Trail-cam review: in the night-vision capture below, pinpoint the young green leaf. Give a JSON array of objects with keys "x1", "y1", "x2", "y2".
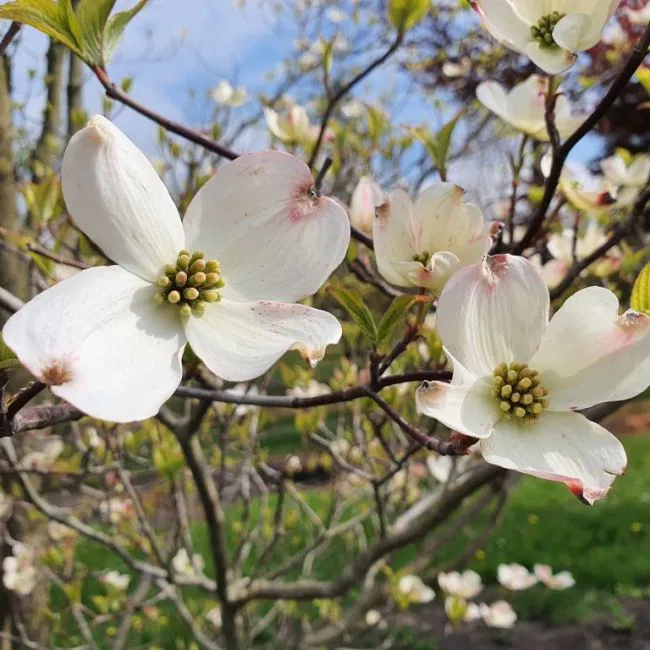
[
  {"x1": 631, "y1": 260, "x2": 650, "y2": 315},
  {"x1": 328, "y1": 286, "x2": 378, "y2": 344},
  {"x1": 376, "y1": 296, "x2": 416, "y2": 350},
  {"x1": 388, "y1": 0, "x2": 430, "y2": 31}
]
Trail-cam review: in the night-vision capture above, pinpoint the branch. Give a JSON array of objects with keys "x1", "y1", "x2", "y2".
[
  {"x1": 178, "y1": 433, "x2": 239, "y2": 650},
  {"x1": 514, "y1": 20, "x2": 650, "y2": 254},
  {"x1": 0, "y1": 285, "x2": 24, "y2": 313},
  {"x1": 0, "y1": 22, "x2": 20, "y2": 57},
  {"x1": 92, "y1": 66, "x2": 239, "y2": 161},
  {"x1": 307, "y1": 31, "x2": 404, "y2": 168},
  {"x1": 232, "y1": 463, "x2": 503, "y2": 603},
  {"x1": 363, "y1": 388, "x2": 460, "y2": 455},
  {"x1": 550, "y1": 181, "x2": 650, "y2": 299}
]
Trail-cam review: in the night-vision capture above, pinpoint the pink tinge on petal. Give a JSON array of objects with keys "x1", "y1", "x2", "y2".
[
  {"x1": 288, "y1": 181, "x2": 320, "y2": 223},
  {"x1": 522, "y1": 469, "x2": 621, "y2": 505}
]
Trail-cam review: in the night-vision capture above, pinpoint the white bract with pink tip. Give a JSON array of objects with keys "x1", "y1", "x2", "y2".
[
  {"x1": 373, "y1": 183, "x2": 491, "y2": 295},
  {"x1": 416, "y1": 255, "x2": 650, "y2": 503},
  {"x1": 471, "y1": 0, "x2": 622, "y2": 74},
  {"x1": 477, "y1": 75, "x2": 585, "y2": 141},
  {"x1": 2, "y1": 116, "x2": 349, "y2": 423}
]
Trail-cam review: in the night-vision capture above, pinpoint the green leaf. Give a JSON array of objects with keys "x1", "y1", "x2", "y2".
[
  {"x1": 434, "y1": 111, "x2": 462, "y2": 171},
  {"x1": 0, "y1": 0, "x2": 84, "y2": 57},
  {"x1": 0, "y1": 333, "x2": 19, "y2": 370},
  {"x1": 76, "y1": 0, "x2": 117, "y2": 66},
  {"x1": 103, "y1": 0, "x2": 148, "y2": 64},
  {"x1": 376, "y1": 296, "x2": 416, "y2": 350},
  {"x1": 328, "y1": 286, "x2": 378, "y2": 344},
  {"x1": 631, "y1": 261, "x2": 650, "y2": 316},
  {"x1": 636, "y1": 68, "x2": 650, "y2": 97},
  {"x1": 411, "y1": 112, "x2": 462, "y2": 174},
  {"x1": 388, "y1": 0, "x2": 429, "y2": 31},
  {"x1": 0, "y1": 0, "x2": 148, "y2": 66}
]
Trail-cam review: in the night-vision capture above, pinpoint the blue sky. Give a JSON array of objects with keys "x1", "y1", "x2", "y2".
[{"x1": 4, "y1": 0, "x2": 605, "y2": 211}]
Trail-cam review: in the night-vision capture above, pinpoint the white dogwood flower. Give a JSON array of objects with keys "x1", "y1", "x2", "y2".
[
  {"x1": 534, "y1": 564, "x2": 575, "y2": 589},
  {"x1": 438, "y1": 570, "x2": 483, "y2": 599},
  {"x1": 264, "y1": 104, "x2": 319, "y2": 144},
  {"x1": 349, "y1": 176, "x2": 384, "y2": 237},
  {"x1": 416, "y1": 255, "x2": 650, "y2": 503},
  {"x1": 373, "y1": 184, "x2": 491, "y2": 294},
  {"x1": 477, "y1": 75, "x2": 585, "y2": 141},
  {"x1": 101, "y1": 570, "x2": 131, "y2": 591},
  {"x1": 471, "y1": 0, "x2": 622, "y2": 74},
  {"x1": 480, "y1": 600, "x2": 517, "y2": 628},
  {"x1": 497, "y1": 563, "x2": 538, "y2": 590},
  {"x1": 398, "y1": 575, "x2": 436, "y2": 603},
  {"x1": 2, "y1": 116, "x2": 348, "y2": 423},
  {"x1": 210, "y1": 81, "x2": 249, "y2": 108},
  {"x1": 172, "y1": 548, "x2": 205, "y2": 579},
  {"x1": 3, "y1": 543, "x2": 37, "y2": 596},
  {"x1": 601, "y1": 153, "x2": 650, "y2": 206}
]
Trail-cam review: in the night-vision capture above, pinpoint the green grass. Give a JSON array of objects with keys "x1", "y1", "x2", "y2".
[{"x1": 54, "y1": 434, "x2": 650, "y2": 647}]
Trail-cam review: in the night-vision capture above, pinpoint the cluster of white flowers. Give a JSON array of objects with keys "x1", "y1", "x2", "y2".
[
  {"x1": 2, "y1": 95, "x2": 648, "y2": 505},
  {"x1": 172, "y1": 548, "x2": 206, "y2": 579},
  {"x1": 397, "y1": 574, "x2": 436, "y2": 603},
  {"x1": 2, "y1": 543, "x2": 37, "y2": 596},
  {"x1": 101, "y1": 570, "x2": 131, "y2": 591},
  {"x1": 438, "y1": 569, "x2": 518, "y2": 629},
  {"x1": 498, "y1": 562, "x2": 575, "y2": 590}
]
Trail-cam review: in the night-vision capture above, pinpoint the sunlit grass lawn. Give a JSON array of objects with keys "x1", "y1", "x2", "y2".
[{"x1": 58, "y1": 434, "x2": 650, "y2": 647}]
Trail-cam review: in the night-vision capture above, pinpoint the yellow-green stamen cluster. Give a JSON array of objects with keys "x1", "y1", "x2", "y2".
[
  {"x1": 155, "y1": 249, "x2": 224, "y2": 318},
  {"x1": 530, "y1": 12, "x2": 565, "y2": 49},
  {"x1": 492, "y1": 362, "x2": 549, "y2": 425}
]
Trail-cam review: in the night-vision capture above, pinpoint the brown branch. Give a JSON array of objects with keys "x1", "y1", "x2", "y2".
[
  {"x1": 233, "y1": 463, "x2": 503, "y2": 603},
  {"x1": 92, "y1": 66, "x2": 239, "y2": 160},
  {"x1": 0, "y1": 22, "x2": 20, "y2": 57},
  {"x1": 514, "y1": 20, "x2": 650, "y2": 254},
  {"x1": 307, "y1": 31, "x2": 404, "y2": 168},
  {"x1": 363, "y1": 388, "x2": 460, "y2": 455},
  {"x1": 178, "y1": 433, "x2": 239, "y2": 650},
  {"x1": 550, "y1": 181, "x2": 650, "y2": 299}
]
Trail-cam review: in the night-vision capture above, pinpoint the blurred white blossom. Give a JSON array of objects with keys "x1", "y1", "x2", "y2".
[
  {"x1": 497, "y1": 563, "x2": 538, "y2": 590},
  {"x1": 398, "y1": 574, "x2": 435, "y2": 603},
  {"x1": 534, "y1": 564, "x2": 575, "y2": 589},
  {"x1": 480, "y1": 600, "x2": 517, "y2": 628},
  {"x1": 3, "y1": 543, "x2": 37, "y2": 596}
]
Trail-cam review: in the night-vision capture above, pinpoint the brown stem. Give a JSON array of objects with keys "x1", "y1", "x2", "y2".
[
  {"x1": 0, "y1": 22, "x2": 20, "y2": 57},
  {"x1": 307, "y1": 31, "x2": 404, "y2": 168},
  {"x1": 514, "y1": 20, "x2": 650, "y2": 254},
  {"x1": 92, "y1": 66, "x2": 239, "y2": 161}
]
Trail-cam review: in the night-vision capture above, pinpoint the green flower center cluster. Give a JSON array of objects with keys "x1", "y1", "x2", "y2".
[
  {"x1": 155, "y1": 249, "x2": 224, "y2": 318},
  {"x1": 491, "y1": 362, "x2": 549, "y2": 425},
  {"x1": 530, "y1": 11, "x2": 566, "y2": 49}
]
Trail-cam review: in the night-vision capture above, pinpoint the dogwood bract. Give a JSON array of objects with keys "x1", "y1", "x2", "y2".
[
  {"x1": 497, "y1": 563, "x2": 538, "y2": 590},
  {"x1": 534, "y1": 564, "x2": 575, "y2": 589},
  {"x1": 471, "y1": 0, "x2": 622, "y2": 74},
  {"x1": 477, "y1": 75, "x2": 585, "y2": 141},
  {"x1": 601, "y1": 153, "x2": 650, "y2": 206},
  {"x1": 2, "y1": 116, "x2": 349, "y2": 423},
  {"x1": 438, "y1": 570, "x2": 483, "y2": 599},
  {"x1": 416, "y1": 255, "x2": 650, "y2": 504},
  {"x1": 348, "y1": 176, "x2": 383, "y2": 237},
  {"x1": 373, "y1": 184, "x2": 491, "y2": 294}
]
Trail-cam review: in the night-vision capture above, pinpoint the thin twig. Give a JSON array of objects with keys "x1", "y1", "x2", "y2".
[
  {"x1": 514, "y1": 20, "x2": 650, "y2": 254},
  {"x1": 93, "y1": 66, "x2": 239, "y2": 160},
  {"x1": 0, "y1": 22, "x2": 20, "y2": 57},
  {"x1": 307, "y1": 31, "x2": 404, "y2": 168}
]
